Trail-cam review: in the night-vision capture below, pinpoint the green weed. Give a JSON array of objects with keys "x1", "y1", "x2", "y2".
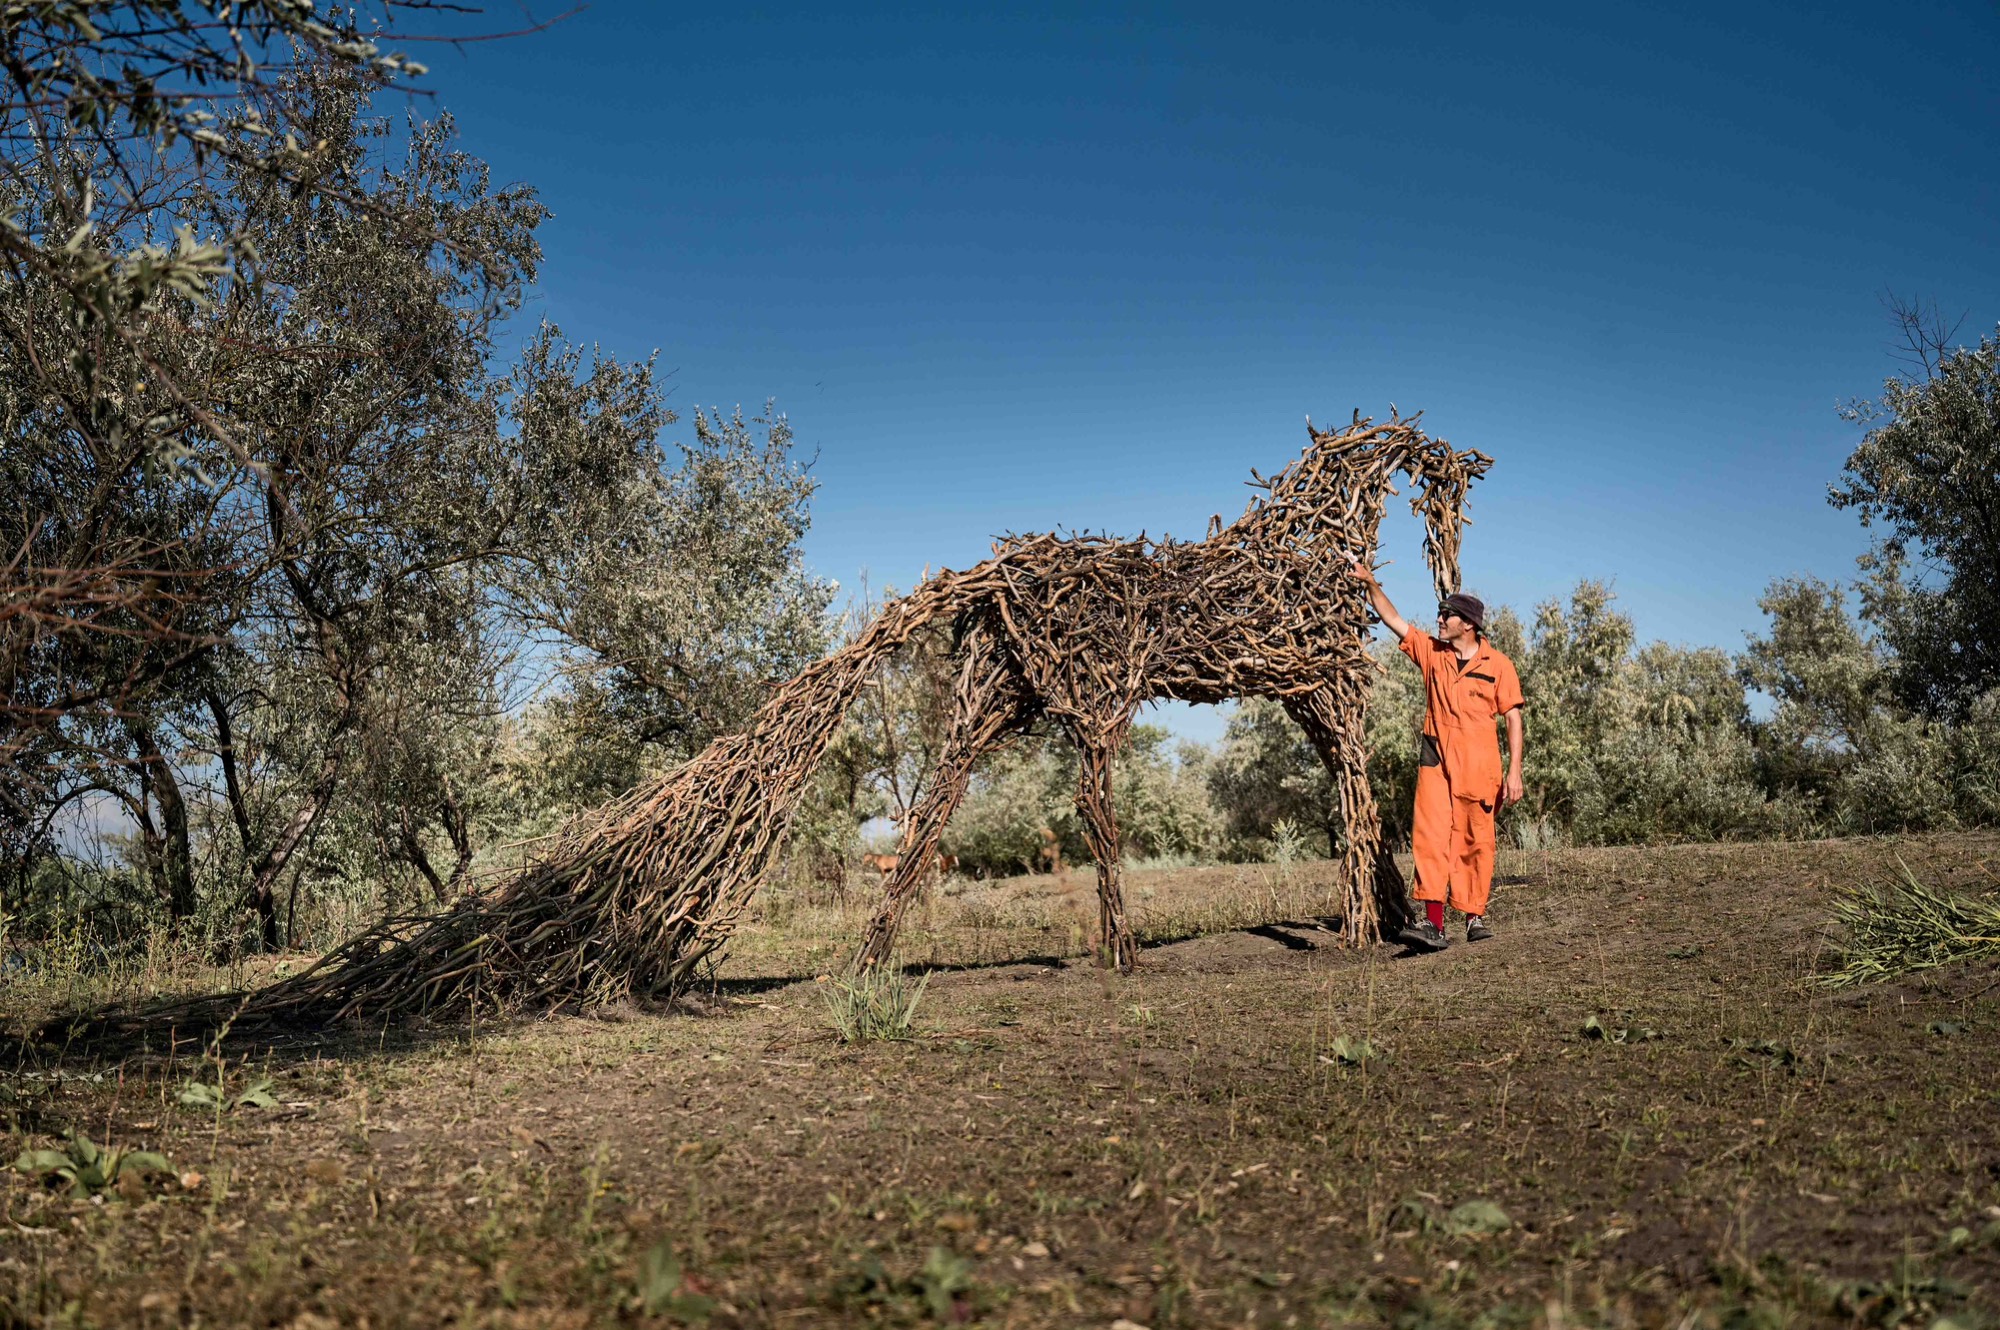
[
  {"x1": 1269, "y1": 818, "x2": 1311, "y2": 871},
  {"x1": 633, "y1": 1240, "x2": 715, "y2": 1322},
  {"x1": 823, "y1": 966, "x2": 930, "y2": 1043},
  {"x1": 1322, "y1": 1035, "x2": 1380, "y2": 1067},
  {"x1": 829, "y1": 1247, "x2": 976, "y2": 1323},
  {"x1": 177, "y1": 1073, "x2": 278, "y2": 1112},
  {"x1": 13, "y1": 1133, "x2": 173, "y2": 1200}
]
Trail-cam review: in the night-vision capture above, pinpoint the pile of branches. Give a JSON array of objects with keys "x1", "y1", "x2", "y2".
[
  {"x1": 1822, "y1": 859, "x2": 2000, "y2": 987},
  {"x1": 96, "y1": 412, "x2": 1489, "y2": 1034}
]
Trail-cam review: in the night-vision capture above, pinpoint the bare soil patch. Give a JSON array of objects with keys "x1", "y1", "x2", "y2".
[{"x1": 4, "y1": 837, "x2": 1998, "y2": 1327}]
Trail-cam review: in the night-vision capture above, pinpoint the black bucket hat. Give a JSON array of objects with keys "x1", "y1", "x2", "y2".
[{"x1": 1439, "y1": 593, "x2": 1486, "y2": 631}]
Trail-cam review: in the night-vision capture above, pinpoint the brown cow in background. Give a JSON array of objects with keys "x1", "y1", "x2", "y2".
[
  {"x1": 1035, "y1": 826, "x2": 1062, "y2": 876},
  {"x1": 861, "y1": 850, "x2": 957, "y2": 882}
]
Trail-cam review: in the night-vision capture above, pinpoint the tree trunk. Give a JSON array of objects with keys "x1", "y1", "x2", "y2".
[
  {"x1": 399, "y1": 805, "x2": 447, "y2": 904},
  {"x1": 245, "y1": 749, "x2": 340, "y2": 952},
  {"x1": 204, "y1": 690, "x2": 255, "y2": 864},
  {"x1": 439, "y1": 782, "x2": 475, "y2": 896},
  {"x1": 129, "y1": 724, "x2": 196, "y2": 925}
]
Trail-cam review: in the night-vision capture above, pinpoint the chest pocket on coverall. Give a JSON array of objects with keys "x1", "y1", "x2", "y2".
[{"x1": 1435, "y1": 669, "x2": 1504, "y2": 797}]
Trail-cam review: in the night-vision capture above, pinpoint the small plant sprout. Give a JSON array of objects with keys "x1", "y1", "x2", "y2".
[
  {"x1": 1320, "y1": 1035, "x2": 1379, "y2": 1066},
  {"x1": 177, "y1": 1074, "x2": 278, "y2": 1112},
  {"x1": 823, "y1": 965, "x2": 931, "y2": 1044},
  {"x1": 12, "y1": 1134, "x2": 173, "y2": 1201},
  {"x1": 913, "y1": 1246, "x2": 974, "y2": 1322},
  {"x1": 1270, "y1": 818, "x2": 1310, "y2": 874},
  {"x1": 1444, "y1": 1199, "x2": 1512, "y2": 1236},
  {"x1": 633, "y1": 1240, "x2": 715, "y2": 1321}
]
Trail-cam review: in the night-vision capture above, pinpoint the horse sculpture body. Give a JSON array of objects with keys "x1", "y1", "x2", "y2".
[
  {"x1": 854, "y1": 411, "x2": 1491, "y2": 969},
  {"x1": 117, "y1": 412, "x2": 1488, "y2": 1032}
]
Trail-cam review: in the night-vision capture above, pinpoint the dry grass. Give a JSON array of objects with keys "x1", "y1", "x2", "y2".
[
  {"x1": 736, "y1": 858, "x2": 1344, "y2": 978},
  {"x1": 3, "y1": 835, "x2": 1999, "y2": 1328},
  {"x1": 1822, "y1": 857, "x2": 2000, "y2": 988}
]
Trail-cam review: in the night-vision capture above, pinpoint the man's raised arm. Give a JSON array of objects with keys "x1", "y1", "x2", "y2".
[{"x1": 1348, "y1": 560, "x2": 1413, "y2": 640}]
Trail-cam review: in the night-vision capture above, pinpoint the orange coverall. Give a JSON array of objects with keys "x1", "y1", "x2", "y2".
[{"x1": 1399, "y1": 627, "x2": 1524, "y2": 918}]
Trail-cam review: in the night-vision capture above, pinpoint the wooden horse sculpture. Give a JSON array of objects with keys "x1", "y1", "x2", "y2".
[{"x1": 854, "y1": 412, "x2": 1490, "y2": 971}]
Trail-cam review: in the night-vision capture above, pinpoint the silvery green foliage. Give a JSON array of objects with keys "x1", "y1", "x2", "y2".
[
  {"x1": 4, "y1": 65, "x2": 835, "y2": 952},
  {"x1": 2, "y1": 2, "x2": 435, "y2": 338},
  {"x1": 1740, "y1": 574, "x2": 1999, "y2": 835},
  {"x1": 1206, "y1": 697, "x2": 1336, "y2": 858},
  {"x1": 1832, "y1": 325, "x2": 2000, "y2": 718},
  {"x1": 1506, "y1": 583, "x2": 1792, "y2": 845},
  {"x1": 498, "y1": 380, "x2": 835, "y2": 809},
  {"x1": 946, "y1": 724, "x2": 1220, "y2": 877},
  {"x1": 1739, "y1": 576, "x2": 1887, "y2": 805},
  {"x1": 939, "y1": 741, "x2": 1066, "y2": 877},
  {"x1": 1, "y1": 5, "x2": 517, "y2": 777},
  {"x1": 153, "y1": 67, "x2": 548, "y2": 948},
  {"x1": 1111, "y1": 727, "x2": 1224, "y2": 864}
]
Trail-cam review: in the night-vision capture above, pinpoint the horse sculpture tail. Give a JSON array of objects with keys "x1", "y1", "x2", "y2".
[{"x1": 105, "y1": 575, "x2": 996, "y2": 1034}]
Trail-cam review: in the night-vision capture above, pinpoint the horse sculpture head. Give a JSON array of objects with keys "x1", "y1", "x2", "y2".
[{"x1": 1215, "y1": 410, "x2": 1493, "y2": 604}]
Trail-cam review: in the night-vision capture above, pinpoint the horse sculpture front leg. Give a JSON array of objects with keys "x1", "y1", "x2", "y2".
[
  {"x1": 1072, "y1": 741, "x2": 1137, "y2": 972},
  {"x1": 1284, "y1": 687, "x2": 1408, "y2": 945}
]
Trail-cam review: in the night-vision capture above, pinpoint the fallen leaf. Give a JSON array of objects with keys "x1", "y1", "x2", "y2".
[{"x1": 1444, "y1": 1200, "x2": 1512, "y2": 1235}]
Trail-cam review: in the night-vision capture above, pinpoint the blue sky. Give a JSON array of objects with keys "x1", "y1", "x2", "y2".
[{"x1": 409, "y1": 1, "x2": 1997, "y2": 742}]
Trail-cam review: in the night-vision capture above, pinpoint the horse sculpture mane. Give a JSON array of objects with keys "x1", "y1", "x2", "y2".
[{"x1": 115, "y1": 411, "x2": 1490, "y2": 1031}]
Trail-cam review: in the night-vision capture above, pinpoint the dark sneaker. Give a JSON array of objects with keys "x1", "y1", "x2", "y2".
[
  {"x1": 1466, "y1": 915, "x2": 1494, "y2": 943},
  {"x1": 1398, "y1": 920, "x2": 1450, "y2": 952}
]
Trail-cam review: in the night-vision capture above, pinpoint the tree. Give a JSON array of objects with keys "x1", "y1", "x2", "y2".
[
  {"x1": 0, "y1": 3, "x2": 501, "y2": 745},
  {"x1": 945, "y1": 724, "x2": 1219, "y2": 877},
  {"x1": 497, "y1": 390, "x2": 836, "y2": 809},
  {"x1": 1504, "y1": 583, "x2": 1633, "y2": 835},
  {"x1": 1739, "y1": 576, "x2": 1883, "y2": 797},
  {"x1": 1206, "y1": 697, "x2": 1334, "y2": 857},
  {"x1": 1, "y1": 10, "x2": 540, "y2": 932},
  {"x1": 1740, "y1": 572, "x2": 1982, "y2": 834},
  {"x1": 1831, "y1": 304, "x2": 2000, "y2": 717},
  {"x1": 1486, "y1": 584, "x2": 1780, "y2": 845},
  {"x1": 4, "y1": 58, "x2": 835, "y2": 953}
]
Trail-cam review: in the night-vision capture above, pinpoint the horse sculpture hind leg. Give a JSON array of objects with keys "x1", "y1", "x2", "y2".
[
  {"x1": 856, "y1": 625, "x2": 1034, "y2": 969},
  {"x1": 1070, "y1": 734, "x2": 1138, "y2": 973}
]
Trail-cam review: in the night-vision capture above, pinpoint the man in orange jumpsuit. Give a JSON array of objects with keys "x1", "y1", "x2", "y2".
[{"x1": 1349, "y1": 561, "x2": 1524, "y2": 950}]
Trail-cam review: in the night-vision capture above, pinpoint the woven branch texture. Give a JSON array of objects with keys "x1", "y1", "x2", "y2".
[{"x1": 129, "y1": 412, "x2": 1489, "y2": 1030}]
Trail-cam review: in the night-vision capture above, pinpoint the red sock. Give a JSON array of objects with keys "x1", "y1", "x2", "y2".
[{"x1": 1426, "y1": 900, "x2": 1445, "y2": 929}]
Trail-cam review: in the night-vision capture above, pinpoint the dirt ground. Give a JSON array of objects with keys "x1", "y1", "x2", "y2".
[{"x1": 3, "y1": 835, "x2": 1998, "y2": 1328}]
